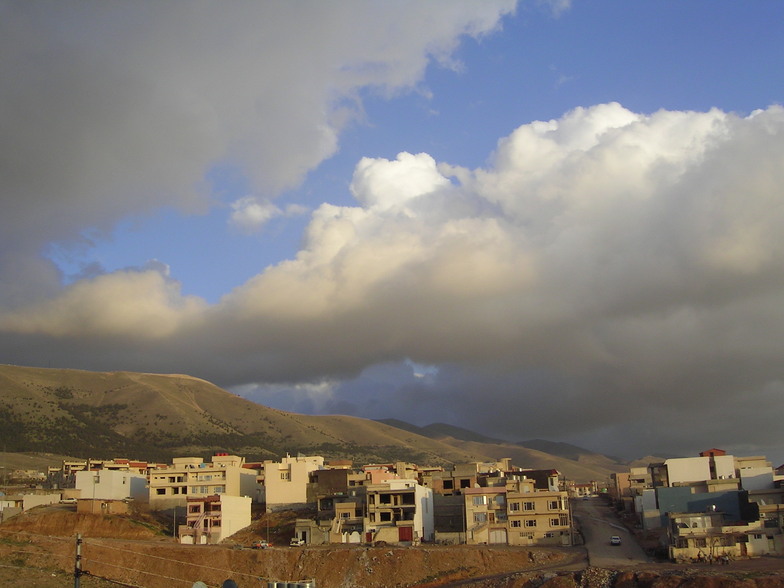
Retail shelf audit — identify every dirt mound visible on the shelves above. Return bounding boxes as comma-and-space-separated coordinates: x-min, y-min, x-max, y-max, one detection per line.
0, 505, 166, 540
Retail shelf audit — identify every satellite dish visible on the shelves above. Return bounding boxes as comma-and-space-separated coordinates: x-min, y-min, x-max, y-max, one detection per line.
222, 581, 239, 588
192, 583, 208, 588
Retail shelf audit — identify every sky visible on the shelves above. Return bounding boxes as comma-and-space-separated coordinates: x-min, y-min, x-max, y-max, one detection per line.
2, 1, 784, 463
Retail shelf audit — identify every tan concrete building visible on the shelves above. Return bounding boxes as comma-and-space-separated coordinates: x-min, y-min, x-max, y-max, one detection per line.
463, 479, 572, 546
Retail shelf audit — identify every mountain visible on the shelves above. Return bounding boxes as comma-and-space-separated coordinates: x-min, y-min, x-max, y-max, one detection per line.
0, 365, 634, 481
374, 420, 504, 444
516, 439, 613, 461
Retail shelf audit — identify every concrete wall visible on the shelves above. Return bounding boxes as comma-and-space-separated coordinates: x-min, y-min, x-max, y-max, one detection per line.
714, 455, 735, 479
740, 468, 774, 491
665, 457, 711, 486
215, 495, 252, 542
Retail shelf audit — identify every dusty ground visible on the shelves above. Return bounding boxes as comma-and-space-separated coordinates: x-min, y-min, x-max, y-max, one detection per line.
1, 506, 783, 588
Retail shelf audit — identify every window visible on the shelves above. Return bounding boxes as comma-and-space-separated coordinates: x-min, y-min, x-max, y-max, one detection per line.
474, 513, 487, 523
559, 514, 569, 526
524, 519, 537, 528
509, 502, 520, 512
695, 538, 707, 548
280, 472, 290, 480
523, 502, 535, 511
510, 520, 521, 528
380, 512, 392, 522
473, 496, 487, 506
548, 500, 560, 510
550, 518, 560, 527
156, 488, 166, 495
442, 479, 453, 490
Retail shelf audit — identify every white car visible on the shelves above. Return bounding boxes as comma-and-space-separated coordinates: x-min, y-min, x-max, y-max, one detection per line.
610, 535, 622, 546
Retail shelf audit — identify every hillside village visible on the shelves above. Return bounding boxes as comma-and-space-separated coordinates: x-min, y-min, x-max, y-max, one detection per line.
3, 448, 784, 562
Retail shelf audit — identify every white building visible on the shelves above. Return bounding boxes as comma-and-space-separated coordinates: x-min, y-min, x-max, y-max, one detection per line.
75, 469, 147, 501
179, 494, 252, 544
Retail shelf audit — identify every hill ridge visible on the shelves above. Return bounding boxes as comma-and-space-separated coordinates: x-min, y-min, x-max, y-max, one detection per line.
0, 364, 631, 480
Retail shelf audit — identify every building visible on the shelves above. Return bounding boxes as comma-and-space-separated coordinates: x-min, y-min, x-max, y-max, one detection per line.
463, 479, 572, 547
149, 454, 259, 510
463, 486, 509, 544
178, 494, 252, 544
666, 509, 778, 561
262, 454, 324, 511
75, 469, 147, 502
364, 479, 434, 543
506, 484, 572, 546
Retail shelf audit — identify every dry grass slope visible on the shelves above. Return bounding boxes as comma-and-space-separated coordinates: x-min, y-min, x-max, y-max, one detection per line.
0, 364, 630, 479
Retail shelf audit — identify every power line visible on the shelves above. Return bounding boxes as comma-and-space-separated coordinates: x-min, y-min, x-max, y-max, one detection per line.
83, 539, 268, 583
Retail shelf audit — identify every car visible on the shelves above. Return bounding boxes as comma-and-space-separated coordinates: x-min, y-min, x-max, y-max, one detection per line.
610, 535, 622, 546
251, 540, 270, 549
290, 538, 304, 546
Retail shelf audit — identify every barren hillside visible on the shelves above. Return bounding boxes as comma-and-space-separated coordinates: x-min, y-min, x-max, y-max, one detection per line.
0, 364, 631, 480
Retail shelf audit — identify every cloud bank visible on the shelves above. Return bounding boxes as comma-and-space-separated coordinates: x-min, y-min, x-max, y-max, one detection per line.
3, 98, 784, 459
2, 2, 784, 461
0, 0, 516, 303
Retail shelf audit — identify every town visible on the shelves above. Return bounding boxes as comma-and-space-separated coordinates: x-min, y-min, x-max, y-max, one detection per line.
3, 447, 784, 563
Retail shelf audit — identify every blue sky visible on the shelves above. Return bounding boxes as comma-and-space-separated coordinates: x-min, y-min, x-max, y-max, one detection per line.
2, 1, 784, 461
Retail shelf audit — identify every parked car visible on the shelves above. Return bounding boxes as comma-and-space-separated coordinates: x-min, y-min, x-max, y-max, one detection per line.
610, 535, 622, 546
290, 538, 304, 546
251, 540, 270, 549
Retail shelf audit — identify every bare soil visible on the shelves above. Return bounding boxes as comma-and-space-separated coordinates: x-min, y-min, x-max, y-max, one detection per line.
1, 506, 783, 588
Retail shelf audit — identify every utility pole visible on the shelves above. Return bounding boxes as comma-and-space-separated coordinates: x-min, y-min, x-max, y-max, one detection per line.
73, 533, 82, 588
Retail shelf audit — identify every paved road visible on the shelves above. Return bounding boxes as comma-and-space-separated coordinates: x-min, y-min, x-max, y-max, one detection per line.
573, 496, 650, 568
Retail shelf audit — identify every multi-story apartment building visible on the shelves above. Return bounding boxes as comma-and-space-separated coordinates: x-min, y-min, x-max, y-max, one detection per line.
148, 454, 259, 510
506, 485, 572, 546
463, 479, 572, 546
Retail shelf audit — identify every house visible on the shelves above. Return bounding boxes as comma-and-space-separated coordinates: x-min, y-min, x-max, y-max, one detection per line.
178, 494, 252, 544
149, 454, 260, 511
364, 479, 434, 544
